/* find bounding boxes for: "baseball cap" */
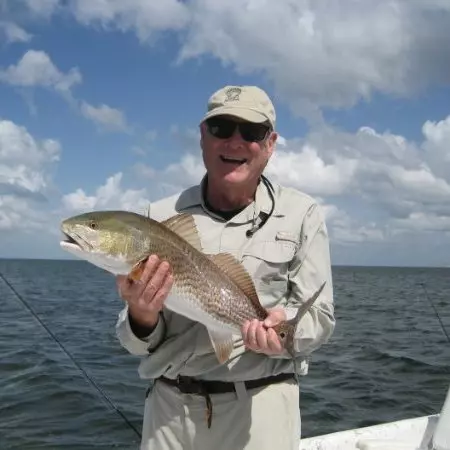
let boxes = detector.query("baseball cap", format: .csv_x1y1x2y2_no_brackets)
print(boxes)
201,85,276,129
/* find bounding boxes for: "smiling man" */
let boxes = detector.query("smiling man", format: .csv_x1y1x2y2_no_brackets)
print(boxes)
115,85,335,450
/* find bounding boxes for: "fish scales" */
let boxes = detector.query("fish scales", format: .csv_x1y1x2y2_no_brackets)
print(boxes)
145,222,267,329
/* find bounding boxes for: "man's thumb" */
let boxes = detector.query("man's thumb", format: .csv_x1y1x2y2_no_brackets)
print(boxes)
263,309,285,328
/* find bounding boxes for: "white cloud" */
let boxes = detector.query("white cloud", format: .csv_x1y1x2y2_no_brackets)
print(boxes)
0,21,33,43
132,162,156,179
24,0,60,17
276,135,286,147
263,114,450,241
333,223,386,245
62,173,150,214
421,116,450,183
0,50,133,134
62,151,205,218
391,212,450,235
0,119,60,193
0,119,61,231
266,145,357,196
80,101,129,132
69,0,189,43
0,50,82,97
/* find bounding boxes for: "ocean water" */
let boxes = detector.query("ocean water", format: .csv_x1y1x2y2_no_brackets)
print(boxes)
0,259,449,449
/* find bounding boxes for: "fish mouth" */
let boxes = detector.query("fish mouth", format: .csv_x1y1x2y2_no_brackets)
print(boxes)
62,233,78,245
60,231,91,251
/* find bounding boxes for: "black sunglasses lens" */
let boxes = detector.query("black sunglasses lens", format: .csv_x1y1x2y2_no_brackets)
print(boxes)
206,118,270,142
239,123,269,142
206,119,236,139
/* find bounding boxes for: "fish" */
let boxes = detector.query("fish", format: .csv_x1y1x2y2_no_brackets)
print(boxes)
59,210,325,364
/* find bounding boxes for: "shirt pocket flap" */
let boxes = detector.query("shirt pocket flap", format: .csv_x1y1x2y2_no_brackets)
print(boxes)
243,236,297,264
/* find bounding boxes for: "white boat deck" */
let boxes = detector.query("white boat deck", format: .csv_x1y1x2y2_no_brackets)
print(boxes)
300,415,439,450
300,384,450,450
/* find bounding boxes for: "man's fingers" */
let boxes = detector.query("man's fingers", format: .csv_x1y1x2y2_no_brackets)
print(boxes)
255,324,268,350
142,260,170,301
152,272,174,311
117,255,172,308
240,319,284,355
266,328,283,353
247,319,259,348
139,255,160,286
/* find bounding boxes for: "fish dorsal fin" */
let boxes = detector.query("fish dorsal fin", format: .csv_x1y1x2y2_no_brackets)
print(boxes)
161,213,202,252
208,253,266,318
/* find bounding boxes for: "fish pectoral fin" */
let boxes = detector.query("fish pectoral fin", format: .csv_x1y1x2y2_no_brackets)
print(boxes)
207,329,234,364
127,258,147,283
161,213,202,252
208,253,266,317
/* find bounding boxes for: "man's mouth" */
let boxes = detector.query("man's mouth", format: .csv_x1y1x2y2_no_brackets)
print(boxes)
220,155,247,164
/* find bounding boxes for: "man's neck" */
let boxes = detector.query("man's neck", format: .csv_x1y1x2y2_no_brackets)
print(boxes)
205,178,258,211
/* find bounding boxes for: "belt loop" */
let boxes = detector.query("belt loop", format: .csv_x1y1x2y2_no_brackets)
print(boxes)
234,381,248,401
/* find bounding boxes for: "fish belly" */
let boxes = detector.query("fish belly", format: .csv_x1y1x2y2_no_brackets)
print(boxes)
164,290,240,334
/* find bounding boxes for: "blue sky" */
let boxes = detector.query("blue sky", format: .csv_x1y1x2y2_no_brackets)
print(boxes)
1,0,450,266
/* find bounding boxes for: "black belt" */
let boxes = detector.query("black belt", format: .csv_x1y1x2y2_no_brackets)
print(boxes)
156,373,295,428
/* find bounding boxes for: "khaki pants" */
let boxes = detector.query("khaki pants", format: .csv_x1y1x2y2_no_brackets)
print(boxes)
140,378,301,450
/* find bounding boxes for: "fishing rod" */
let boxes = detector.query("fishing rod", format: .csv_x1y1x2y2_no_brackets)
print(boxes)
419,281,450,344
0,271,142,440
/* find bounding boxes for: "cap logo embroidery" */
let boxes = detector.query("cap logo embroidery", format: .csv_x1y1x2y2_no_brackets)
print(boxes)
224,87,242,102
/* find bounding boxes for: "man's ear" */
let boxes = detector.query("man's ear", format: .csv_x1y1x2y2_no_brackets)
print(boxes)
267,131,278,156
199,123,207,149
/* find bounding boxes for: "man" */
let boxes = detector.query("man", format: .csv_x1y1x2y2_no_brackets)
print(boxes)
115,85,335,450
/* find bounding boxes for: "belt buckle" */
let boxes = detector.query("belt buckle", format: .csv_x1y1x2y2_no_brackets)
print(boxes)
176,375,203,395
176,376,214,429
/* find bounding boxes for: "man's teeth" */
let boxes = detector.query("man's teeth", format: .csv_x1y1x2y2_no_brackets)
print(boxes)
220,156,247,163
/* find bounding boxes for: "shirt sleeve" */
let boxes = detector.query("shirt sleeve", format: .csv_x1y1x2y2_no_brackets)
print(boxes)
283,202,336,356
115,305,167,356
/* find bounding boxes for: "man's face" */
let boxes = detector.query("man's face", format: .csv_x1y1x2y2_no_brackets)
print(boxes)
200,115,277,187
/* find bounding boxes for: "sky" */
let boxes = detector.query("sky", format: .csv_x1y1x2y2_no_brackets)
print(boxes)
1,0,450,267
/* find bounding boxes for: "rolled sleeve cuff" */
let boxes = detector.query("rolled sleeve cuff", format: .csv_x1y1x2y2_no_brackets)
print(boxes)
116,306,166,356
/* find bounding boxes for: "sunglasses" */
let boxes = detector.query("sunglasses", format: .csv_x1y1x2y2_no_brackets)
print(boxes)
205,117,271,142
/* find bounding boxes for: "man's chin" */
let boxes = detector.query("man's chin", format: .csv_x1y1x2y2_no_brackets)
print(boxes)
220,172,251,186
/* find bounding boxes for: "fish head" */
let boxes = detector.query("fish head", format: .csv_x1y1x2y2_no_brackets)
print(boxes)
60,210,151,275
272,322,296,357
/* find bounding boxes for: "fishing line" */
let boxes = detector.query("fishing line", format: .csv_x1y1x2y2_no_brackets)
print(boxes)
0,271,142,440
419,281,450,344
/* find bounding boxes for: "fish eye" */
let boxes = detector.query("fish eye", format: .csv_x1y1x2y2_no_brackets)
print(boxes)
280,332,286,339
89,221,97,229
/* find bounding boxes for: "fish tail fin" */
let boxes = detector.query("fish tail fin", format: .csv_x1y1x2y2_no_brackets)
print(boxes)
290,281,326,327
281,281,326,357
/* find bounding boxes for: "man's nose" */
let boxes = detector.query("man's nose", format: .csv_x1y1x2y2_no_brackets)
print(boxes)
226,128,245,147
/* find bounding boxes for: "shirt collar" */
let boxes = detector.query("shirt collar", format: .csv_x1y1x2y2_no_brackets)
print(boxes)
175,175,283,223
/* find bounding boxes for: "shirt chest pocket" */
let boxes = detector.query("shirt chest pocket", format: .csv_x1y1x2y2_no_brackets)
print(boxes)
241,234,298,306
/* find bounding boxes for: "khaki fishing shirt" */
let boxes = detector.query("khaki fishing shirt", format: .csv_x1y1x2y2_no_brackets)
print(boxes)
115,177,335,382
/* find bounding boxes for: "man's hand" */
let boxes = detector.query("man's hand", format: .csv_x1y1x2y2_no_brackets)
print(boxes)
241,308,287,355
116,255,173,332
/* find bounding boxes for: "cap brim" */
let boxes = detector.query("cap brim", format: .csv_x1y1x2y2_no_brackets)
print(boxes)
201,106,270,125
